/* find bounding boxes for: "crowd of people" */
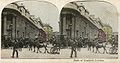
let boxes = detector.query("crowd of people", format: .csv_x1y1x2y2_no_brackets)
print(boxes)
1,36,118,58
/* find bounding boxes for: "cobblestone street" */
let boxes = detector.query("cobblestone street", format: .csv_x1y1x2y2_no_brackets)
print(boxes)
1,45,118,59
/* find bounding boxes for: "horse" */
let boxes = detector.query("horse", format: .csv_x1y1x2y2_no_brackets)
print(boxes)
4,37,14,48
36,42,44,53
87,41,96,52
76,38,82,51
6,38,12,48
22,38,30,48
17,38,24,51
32,38,49,53
81,38,88,48
28,38,34,51
86,38,108,54
95,41,108,54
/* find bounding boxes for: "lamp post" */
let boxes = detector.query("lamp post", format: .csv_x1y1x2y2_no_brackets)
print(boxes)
69,24,72,39
76,30,78,39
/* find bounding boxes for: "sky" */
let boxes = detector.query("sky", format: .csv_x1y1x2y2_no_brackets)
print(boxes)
20,1,59,32
18,1,118,32
76,1,118,32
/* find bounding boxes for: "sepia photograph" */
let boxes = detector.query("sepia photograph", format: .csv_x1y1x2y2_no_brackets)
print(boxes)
1,0,118,59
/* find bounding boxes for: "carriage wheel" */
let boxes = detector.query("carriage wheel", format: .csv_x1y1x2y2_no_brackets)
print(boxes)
112,48,117,54
109,47,117,54
50,47,54,53
50,47,59,54
109,47,113,54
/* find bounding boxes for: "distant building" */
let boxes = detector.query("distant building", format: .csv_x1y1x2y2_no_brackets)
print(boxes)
43,24,53,41
60,2,105,42
53,31,60,37
112,32,118,44
112,32,118,36
103,24,113,41
53,31,60,42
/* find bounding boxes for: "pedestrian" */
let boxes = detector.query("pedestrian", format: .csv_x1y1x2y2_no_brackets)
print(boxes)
18,38,23,51
12,39,19,58
29,38,33,51
70,38,77,58
77,38,81,52
43,42,49,53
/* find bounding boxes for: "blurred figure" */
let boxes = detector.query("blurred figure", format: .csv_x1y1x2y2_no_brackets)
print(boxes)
77,37,82,51
70,38,77,58
12,39,19,58
18,37,23,51
43,42,49,53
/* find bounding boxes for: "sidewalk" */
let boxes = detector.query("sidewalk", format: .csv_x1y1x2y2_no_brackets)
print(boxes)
1,47,118,59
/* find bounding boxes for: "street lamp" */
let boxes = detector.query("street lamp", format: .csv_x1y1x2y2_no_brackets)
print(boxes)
69,24,72,39
76,30,78,38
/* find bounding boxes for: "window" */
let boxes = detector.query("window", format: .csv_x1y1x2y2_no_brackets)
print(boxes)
17,30,19,38
79,9,81,12
23,32,24,37
84,27,86,35
20,9,22,12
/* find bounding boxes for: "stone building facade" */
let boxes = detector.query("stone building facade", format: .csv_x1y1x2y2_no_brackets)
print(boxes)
60,2,104,42
1,3,46,41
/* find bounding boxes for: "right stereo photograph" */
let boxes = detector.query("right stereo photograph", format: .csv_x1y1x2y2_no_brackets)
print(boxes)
60,1,118,59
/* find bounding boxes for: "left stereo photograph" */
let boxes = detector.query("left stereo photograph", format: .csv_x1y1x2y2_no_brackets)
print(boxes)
1,1,59,59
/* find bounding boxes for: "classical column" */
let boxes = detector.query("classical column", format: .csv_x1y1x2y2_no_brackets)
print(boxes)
74,16,76,39
60,14,63,35
16,17,19,38
63,15,66,35
12,16,17,39
3,14,7,36
72,16,75,39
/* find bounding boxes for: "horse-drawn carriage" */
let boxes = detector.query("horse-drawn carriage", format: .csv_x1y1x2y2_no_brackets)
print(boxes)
49,34,65,54
109,35,118,54
109,43,118,54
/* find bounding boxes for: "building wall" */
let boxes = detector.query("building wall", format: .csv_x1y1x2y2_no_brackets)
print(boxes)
1,3,45,41
60,8,99,41
2,9,40,39
59,2,106,45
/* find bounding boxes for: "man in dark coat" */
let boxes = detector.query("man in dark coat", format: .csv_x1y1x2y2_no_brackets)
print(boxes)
12,39,19,58
70,38,78,58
